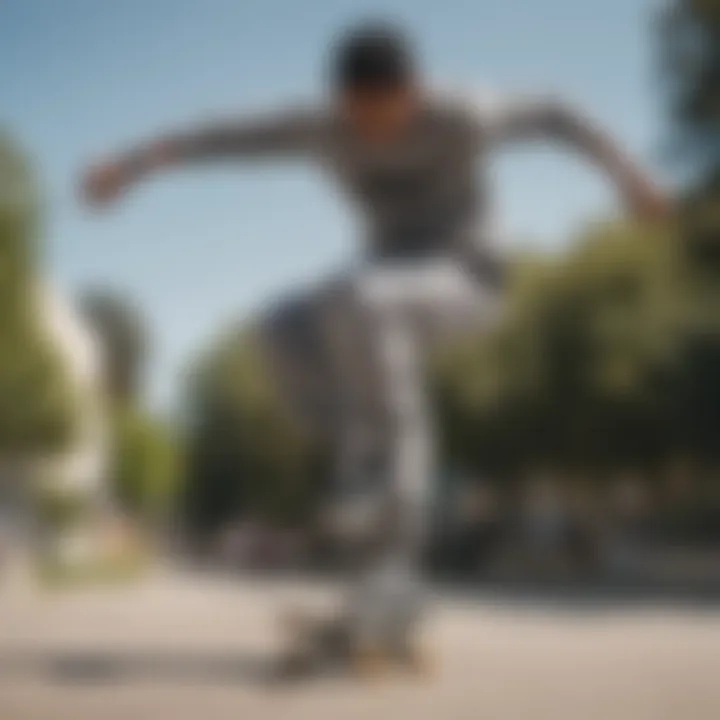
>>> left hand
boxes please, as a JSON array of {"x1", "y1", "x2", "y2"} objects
[{"x1": 624, "y1": 175, "x2": 672, "y2": 222}]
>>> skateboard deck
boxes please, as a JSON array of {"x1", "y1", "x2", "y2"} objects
[{"x1": 270, "y1": 607, "x2": 433, "y2": 681}]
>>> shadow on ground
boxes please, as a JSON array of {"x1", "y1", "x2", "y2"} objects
[
  {"x1": 0, "y1": 650, "x2": 276, "y2": 686},
  {"x1": 439, "y1": 575, "x2": 720, "y2": 612}
]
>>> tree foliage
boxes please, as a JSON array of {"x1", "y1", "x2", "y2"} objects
[
  {"x1": 79, "y1": 289, "x2": 149, "y2": 403},
  {"x1": 437, "y1": 217, "x2": 720, "y2": 480},
  {"x1": 662, "y1": 1, "x2": 720, "y2": 253},
  {"x1": 111, "y1": 403, "x2": 181, "y2": 520},
  {"x1": 661, "y1": 0, "x2": 720, "y2": 179},
  {"x1": 182, "y1": 328, "x2": 326, "y2": 535},
  {"x1": 0, "y1": 133, "x2": 74, "y2": 457}
]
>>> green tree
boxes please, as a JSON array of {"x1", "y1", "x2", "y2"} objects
[
  {"x1": 661, "y1": 0, "x2": 720, "y2": 255},
  {"x1": 0, "y1": 132, "x2": 74, "y2": 457},
  {"x1": 661, "y1": 0, "x2": 720, "y2": 181},
  {"x1": 182, "y1": 327, "x2": 325, "y2": 536},
  {"x1": 112, "y1": 404, "x2": 181, "y2": 521},
  {"x1": 78, "y1": 289, "x2": 180, "y2": 521},
  {"x1": 660, "y1": 0, "x2": 720, "y2": 468},
  {"x1": 436, "y1": 219, "x2": 696, "y2": 480},
  {"x1": 79, "y1": 289, "x2": 149, "y2": 402}
]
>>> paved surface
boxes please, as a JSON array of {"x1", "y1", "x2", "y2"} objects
[{"x1": 1, "y1": 568, "x2": 719, "y2": 720}]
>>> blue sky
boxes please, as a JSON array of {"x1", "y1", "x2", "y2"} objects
[{"x1": 1, "y1": 0, "x2": 663, "y2": 407}]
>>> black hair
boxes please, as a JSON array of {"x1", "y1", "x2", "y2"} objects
[{"x1": 332, "y1": 22, "x2": 417, "y2": 92}]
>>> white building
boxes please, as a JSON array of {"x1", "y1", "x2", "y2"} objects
[{"x1": 33, "y1": 282, "x2": 112, "y2": 569}]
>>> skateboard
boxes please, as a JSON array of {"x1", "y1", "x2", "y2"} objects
[{"x1": 271, "y1": 607, "x2": 433, "y2": 681}]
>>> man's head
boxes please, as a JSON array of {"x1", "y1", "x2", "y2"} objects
[{"x1": 331, "y1": 23, "x2": 421, "y2": 143}]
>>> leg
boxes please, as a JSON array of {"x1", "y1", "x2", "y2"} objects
[
  {"x1": 291, "y1": 260, "x2": 496, "y2": 673},
  {"x1": 317, "y1": 276, "x2": 394, "y2": 542},
  {"x1": 338, "y1": 271, "x2": 435, "y2": 663},
  {"x1": 342, "y1": 259, "x2": 500, "y2": 662}
]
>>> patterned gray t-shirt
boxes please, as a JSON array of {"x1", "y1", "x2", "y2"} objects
[{"x1": 167, "y1": 90, "x2": 595, "y2": 262}]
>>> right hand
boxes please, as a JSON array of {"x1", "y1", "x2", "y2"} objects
[
  {"x1": 621, "y1": 171, "x2": 672, "y2": 223},
  {"x1": 80, "y1": 159, "x2": 135, "y2": 207}
]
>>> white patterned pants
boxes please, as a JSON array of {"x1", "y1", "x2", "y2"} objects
[{"x1": 322, "y1": 256, "x2": 499, "y2": 649}]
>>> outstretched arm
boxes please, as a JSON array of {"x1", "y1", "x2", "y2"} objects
[
  {"x1": 81, "y1": 107, "x2": 321, "y2": 205},
  {"x1": 478, "y1": 93, "x2": 669, "y2": 220}
]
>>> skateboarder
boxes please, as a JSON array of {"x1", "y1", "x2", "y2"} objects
[{"x1": 81, "y1": 22, "x2": 667, "y2": 673}]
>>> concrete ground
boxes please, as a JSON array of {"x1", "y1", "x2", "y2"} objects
[{"x1": 1, "y1": 567, "x2": 719, "y2": 720}]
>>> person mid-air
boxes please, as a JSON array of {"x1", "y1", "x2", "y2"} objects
[{"x1": 82, "y1": 22, "x2": 667, "y2": 674}]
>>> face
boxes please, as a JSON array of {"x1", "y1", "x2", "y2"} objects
[{"x1": 339, "y1": 84, "x2": 420, "y2": 144}]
